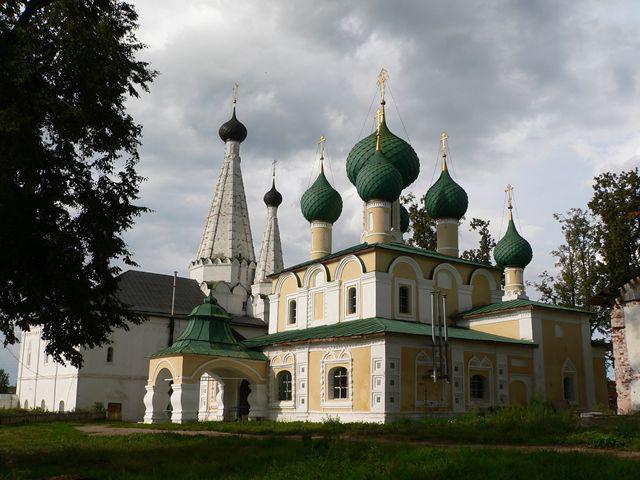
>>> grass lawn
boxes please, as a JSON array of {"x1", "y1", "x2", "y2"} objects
[{"x1": 1, "y1": 422, "x2": 640, "y2": 480}]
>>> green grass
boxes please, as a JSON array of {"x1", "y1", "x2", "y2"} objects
[
  {"x1": 112, "y1": 402, "x2": 640, "y2": 450},
  {"x1": 0, "y1": 422, "x2": 639, "y2": 480}
]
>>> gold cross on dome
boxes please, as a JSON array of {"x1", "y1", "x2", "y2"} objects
[
  {"x1": 232, "y1": 83, "x2": 238, "y2": 105},
  {"x1": 440, "y1": 131, "x2": 448, "y2": 153},
  {"x1": 375, "y1": 108, "x2": 384, "y2": 128},
  {"x1": 318, "y1": 135, "x2": 326, "y2": 159},
  {"x1": 377, "y1": 68, "x2": 389, "y2": 102},
  {"x1": 505, "y1": 184, "x2": 514, "y2": 209}
]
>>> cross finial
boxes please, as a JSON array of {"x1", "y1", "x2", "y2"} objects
[
  {"x1": 375, "y1": 108, "x2": 384, "y2": 128},
  {"x1": 271, "y1": 160, "x2": 277, "y2": 179},
  {"x1": 232, "y1": 83, "x2": 238, "y2": 106},
  {"x1": 440, "y1": 131, "x2": 449, "y2": 171},
  {"x1": 318, "y1": 135, "x2": 326, "y2": 172},
  {"x1": 505, "y1": 184, "x2": 514, "y2": 219},
  {"x1": 377, "y1": 68, "x2": 389, "y2": 103}
]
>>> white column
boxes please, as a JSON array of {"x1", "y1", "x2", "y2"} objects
[
  {"x1": 248, "y1": 383, "x2": 268, "y2": 420},
  {"x1": 143, "y1": 385, "x2": 167, "y2": 424},
  {"x1": 170, "y1": 383, "x2": 199, "y2": 423}
]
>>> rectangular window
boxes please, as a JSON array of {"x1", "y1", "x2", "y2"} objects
[
  {"x1": 399, "y1": 285, "x2": 411, "y2": 314},
  {"x1": 347, "y1": 286, "x2": 357, "y2": 315},
  {"x1": 288, "y1": 300, "x2": 297, "y2": 324}
]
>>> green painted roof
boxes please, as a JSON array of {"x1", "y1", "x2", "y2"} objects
[
  {"x1": 457, "y1": 299, "x2": 592, "y2": 318},
  {"x1": 346, "y1": 118, "x2": 420, "y2": 189},
  {"x1": 300, "y1": 170, "x2": 343, "y2": 223},
  {"x1": 424, "y1": 168, "x2": 468, "y2": 220},
  {"x1": 494, "y1": 219, "x2": 533, "y2": 268},
  {"x1": 400, "y1": 204, "x2": 410, "y2": 233},
  {"x1": 242, "y1": 317, "x2": 534, "y2": 348},
  {"x1": 150, "y1": 293, "x2": 266, "y2": 361},
  {"x1": 271, "y1": 241, "x2": 499, "y2": 278},
  {"x1": 355, "y1": 150, "x2": 403, "y2": 202}
]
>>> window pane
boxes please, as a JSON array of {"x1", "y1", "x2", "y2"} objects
[
  {"x1": 348, "y1": 287, "x2": 357, "y2": 315},
  {"x1": 289, "y1": 301, "x2": 297, "y2": 324},
  {"x1": 399, "y1": 286, "x2": 411, "y2": 314},
  {"x1": 278, "y1": 371, "x2": 292, "y2": 401},
  {"x1": 470, "y1": 374, "x2": 485, "y2": 400},
  {"x1": 331, "y1": 367, "x2": 348, "y2": 399}
]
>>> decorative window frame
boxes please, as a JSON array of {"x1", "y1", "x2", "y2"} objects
[
  {"x1": 394, "y1": 278, "x2": 416, "y2": 320},
  {"x1": 414, "y1": 350, "x2": 447, "y2": 407},
  {"x1": 285, "y1": 294, "x2": 298, "y2": 329},
  {"x1": 320, "y1": 350, "x2": 353, "y2": 408},
  {"x1": 342, "y1": 279, "x2": 360, "y2": 321},
  {"x1": 467, "y1": 356, "x2": 493, "y2": 407},
  {"x1": 270, "y1": 352, "x2": 295, "y2": 409}
]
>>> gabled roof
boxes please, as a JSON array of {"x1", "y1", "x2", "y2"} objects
[
  {"x1": 456, "y1": 299, "x2": 591, "y2": 319},
  {"x1": 271, "y1": 242, "x2": 499, "y2": 277},
  {"x1": 241, "y1": 317, "x2": 534, "y2": 349}
]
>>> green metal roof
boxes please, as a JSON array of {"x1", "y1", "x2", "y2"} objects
[
  {"x1": 494, "y1": 218, "x2": 533, "y2": 268},
  {"x1": 346, "y1": 118, "x2": 420, "y2": 189},
  {"x1": 355, "y1": 149, "x2": 403, "y2": 202},
  {"x1": 242, "y1": 317, "x2": 534, "y2": 348},
  {"x1": 271, "y1": 242, "x2": 499, "y2": 278},
  {"x1": 424, "y1": 168, "x2": 469, "y2": 220},
  {"x1": 300, "y1": 169, "x2": 343, "y2": 223},
  {"x1": 456, "y1": 299, "x2": 591, "y2": 318},
  {"x1": 150, "y1": 293, "x2": 267, "y2": 361}
]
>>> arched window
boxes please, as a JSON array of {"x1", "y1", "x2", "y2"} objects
[
  {"x1": 347, "y1": 286, "x2": 357, "y2": 315},
  {"x1": 470, "y1": 374, "x2": 486, "y2": 400},
  {"x1": 329, "y1": 367, "x2": 348, "y2": 399},
  {"x1": 40, "y1": 400, "x2": 46, "y2": 410},
  {"x1": 288, "y1": 300, "x2": 297, "y2": 325},
  {"x1": 277, "y1": 370, "x2": 292, "y2": 401},
  {"x1": 24, "y1": 400, "x2": 28, "y2": 409},
  {"x1": 106, "y1": 347, "x2": 114, "y2": 363},
  {"x1": 59, "y1": 400, "x2": 65, "y2": 412},
  {"x1": 26, "y1": 343, "x2": 32, "y2": 366}
]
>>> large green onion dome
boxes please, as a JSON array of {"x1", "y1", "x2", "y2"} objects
[
  {"x1": 355, "y1": 149, "x2": 403, "y2": 202},
  {"x1": 424, "y1": 168, "x2": 468, "y2": 220},
  {"x1": 346, "y1": 117, "x2": 420, "y2": 189},
  {"x1": 400, "y1": 204, "x2": 410, "y2": 233},
  {"x1": 300, "y1": 169, "x2": 343, "y2": 223},
  {"x1": 494, "y1": 218, "x2": 533, "y2": 268}
]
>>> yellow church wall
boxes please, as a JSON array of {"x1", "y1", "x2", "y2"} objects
[
  {"x1": 307, "y1": 346, "x2": 371, "y2": 412},
  {"x1": 471, "y1": 274, "x2": 491, "y2": 307},
  {"x1": 468, "y1": 320, "x2": 521, "y2": 340},
  {"x1": 400, "y1": 347, "x2": 452, "y2": 412},
  {"x1": 313, "y1": 292, "x2": 324, "y2": 321},
  {"x1": 540, "y1": 319, "x2": 586, "y2": 406},
  {"x1": 277, "y1": 274, "x2": 300, "y2": 332},
  {"x1": 508, "y1": 355, "x2": 533, "y2": 376},
  {"x1": 434, "y1": 268, "x2": 460, "y2": 318}
]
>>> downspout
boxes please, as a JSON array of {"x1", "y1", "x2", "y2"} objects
[{"x1": 168, "y1": 271, "x2": 177, "y2": 346}]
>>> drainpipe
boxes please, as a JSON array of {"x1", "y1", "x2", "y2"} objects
[{"x1": 168, "y1": 271, "x2": 177, "y2": 346}]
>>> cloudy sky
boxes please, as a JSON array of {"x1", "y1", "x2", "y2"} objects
[{"x1": 2, "y1": 0, "x2": 639, "y2": 381}]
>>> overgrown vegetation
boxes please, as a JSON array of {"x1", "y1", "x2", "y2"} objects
[{"x1": 1, "y1": 422, "x2": 639, "y2": 480}]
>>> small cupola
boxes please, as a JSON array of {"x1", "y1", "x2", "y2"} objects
[{"x1": 219, "y1": 84, "x2": 247, "y2": 143}]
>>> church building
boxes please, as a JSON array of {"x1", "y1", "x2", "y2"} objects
[{"x1": 141, "y1": 74, "x2": 609, "y2": 423}]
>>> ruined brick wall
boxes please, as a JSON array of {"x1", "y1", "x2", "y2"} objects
[{"x1": 612, "y1": 277, "x2": 640, "y2": 414}]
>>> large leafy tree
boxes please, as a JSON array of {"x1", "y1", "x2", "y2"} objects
[{"x1": 0, "y1": 1, "x2": 155, "y2": 366}]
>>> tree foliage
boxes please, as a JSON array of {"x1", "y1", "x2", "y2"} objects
[
  {"x1": 461, "y1": 218, "x2": 496, "y2": 264},
  {"x1": 0, "y1": 1, "x2": 156, "y2": 366},
  {"x1": 401, "y1": 193, "x2": 437, "y2": 251},
  {"x1": 533, "y1": 169, "x2": 640, "y2": 335},
  {"x1": 0, "y1": 369, "x2": 9, "y2": 394}
]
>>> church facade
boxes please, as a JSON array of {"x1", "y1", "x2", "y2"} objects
[{"x1": 141, "y1": 78, "x2": 609, "y2": 424}]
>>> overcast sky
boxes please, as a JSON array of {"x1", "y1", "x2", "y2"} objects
[{"x1": 2, "y1": 0, "x2": 639, "y2": 381}]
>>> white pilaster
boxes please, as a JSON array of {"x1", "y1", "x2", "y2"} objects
[{"x1": 170, "y1": 383, "x2": 199, "y2": 424}]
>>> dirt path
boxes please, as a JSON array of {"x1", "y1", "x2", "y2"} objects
[{"x1": 75, "y1": 424, "x2": 640, "y2": 459}]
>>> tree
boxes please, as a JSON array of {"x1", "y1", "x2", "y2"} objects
[
  {"x1": 0, "y1": 1, "x2": 156, "y2": 367},
  {"x1": 0, "y1": 369, "x2": 9, "y2": 394},
  {"x1": 461, "y1": 218, "x2": 496, "y2": 264},
  {"x1": 401, "y1": 193, "x2": 436, "y2": 251},
  {"x1": 588, "y1": 169, "x2": 640, "y2": 291}
]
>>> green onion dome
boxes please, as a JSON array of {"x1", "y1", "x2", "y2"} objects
[
  {"x1": 494, "y1": 218, "x2": 533, "y2": 268},
  {"x1": 400, "y1": 204, "x2": 410, "y2": 233},
  {"x1": 355, "y1": 150, "x2": 403, "y2": 202},
  {"x1": 424, "y1": 168, "x2": 468, "y2": 220},
  {"x1": 300, "y1": 170, "x2": 343, "y2": 223},
  {"x1": 346, "y1": 118, "x2": 420, "y2": 189}
]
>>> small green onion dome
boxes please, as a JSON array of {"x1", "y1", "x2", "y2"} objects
[
  {"x1": 300, "y1": 170, "x2": 343, "y2": 223},
  {"x1": 400, "y1": 204, "x2": 410, "y2": 233},
  {"x1": 355, "y1": 150, "x2": 403, "y2": 202},
  {"x1": 424, "y1": 169, "x2": 468, "y2": 220},
  {"x1": 494, "y1": 219, "x2": 533, "y2": 268},
  {"x1": 346, "y1": 118, "x2": 420, "y2": 189}
]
